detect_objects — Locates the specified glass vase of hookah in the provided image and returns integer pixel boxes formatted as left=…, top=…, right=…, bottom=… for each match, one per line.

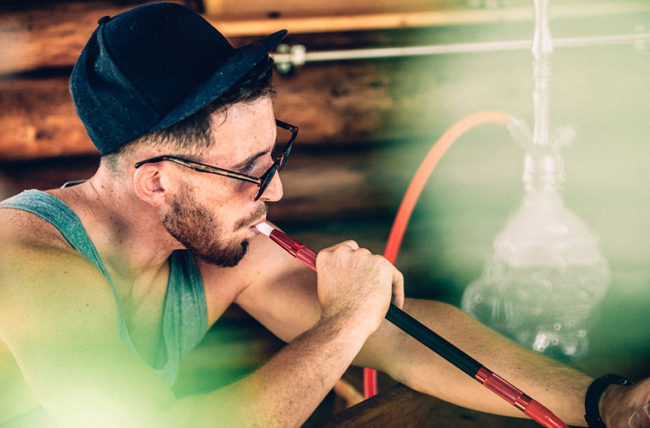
left=462, top=122, right=610, bottom=360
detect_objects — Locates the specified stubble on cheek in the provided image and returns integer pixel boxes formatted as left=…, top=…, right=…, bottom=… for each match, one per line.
left=162, top=190, right=250, bottom=267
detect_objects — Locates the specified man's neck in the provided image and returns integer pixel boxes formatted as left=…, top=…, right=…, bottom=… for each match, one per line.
left=48, top=168, right=180, bottom=283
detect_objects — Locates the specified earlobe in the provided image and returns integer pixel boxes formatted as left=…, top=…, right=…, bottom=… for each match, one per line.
left=133, top=165, right=167, bottom=207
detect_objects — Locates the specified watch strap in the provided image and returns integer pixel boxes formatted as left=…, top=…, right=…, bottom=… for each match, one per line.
left=585, top=374, right=633, bottom=427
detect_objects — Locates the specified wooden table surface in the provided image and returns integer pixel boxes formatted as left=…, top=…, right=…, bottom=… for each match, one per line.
left=314, top=383, right=542, bottom=428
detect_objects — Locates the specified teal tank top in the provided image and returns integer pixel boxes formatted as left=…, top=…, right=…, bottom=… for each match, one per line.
left=0, top=190, right=208, bottom=385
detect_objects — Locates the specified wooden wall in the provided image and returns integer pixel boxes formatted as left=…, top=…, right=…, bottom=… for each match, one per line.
left=2, top=0, right=649, bottom=159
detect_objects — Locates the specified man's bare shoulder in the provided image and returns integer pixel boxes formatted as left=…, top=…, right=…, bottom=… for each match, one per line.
left=0, top=205, right=75, bottom=254
left=0, top=207, right=113, bottom=316
left=0, top=213, right=118, bottom=344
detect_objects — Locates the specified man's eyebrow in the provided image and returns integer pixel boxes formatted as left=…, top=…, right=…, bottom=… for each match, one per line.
left=231, top=149, right=269, bottom=171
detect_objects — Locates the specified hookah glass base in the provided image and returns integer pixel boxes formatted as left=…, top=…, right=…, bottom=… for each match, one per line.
left=462, top=190, right=610, bottom=360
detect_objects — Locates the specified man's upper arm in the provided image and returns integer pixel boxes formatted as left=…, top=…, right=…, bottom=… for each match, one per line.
left=0, top=244, right=175, bottom=427
left=232, top=235, right=323, bottom=343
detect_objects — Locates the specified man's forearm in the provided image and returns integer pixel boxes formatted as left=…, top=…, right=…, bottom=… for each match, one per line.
left=361, top=299, right=591, bottom=426
left=165, top=313, right=372, bottom=427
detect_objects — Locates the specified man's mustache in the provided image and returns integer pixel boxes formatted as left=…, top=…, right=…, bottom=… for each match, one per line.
left=236, top=204, right=267, bottom=229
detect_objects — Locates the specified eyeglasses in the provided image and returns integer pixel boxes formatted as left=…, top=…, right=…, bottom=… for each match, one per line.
left=134, top=119, right=297, bottom=200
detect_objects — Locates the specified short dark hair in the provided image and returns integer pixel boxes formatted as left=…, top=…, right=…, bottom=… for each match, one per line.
left=103, top=56, right=276, bottom=167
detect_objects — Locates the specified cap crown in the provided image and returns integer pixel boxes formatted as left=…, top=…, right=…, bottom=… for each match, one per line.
left=70, top=3, right=284, bottom=155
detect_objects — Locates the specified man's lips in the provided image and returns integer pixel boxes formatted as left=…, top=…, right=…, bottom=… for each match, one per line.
left=249, top=217, right=267, bottom=234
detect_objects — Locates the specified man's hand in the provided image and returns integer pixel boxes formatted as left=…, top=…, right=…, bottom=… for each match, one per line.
left=602, top=377, right=650, bottom=427
left=316, top=240, right=404, bottom=334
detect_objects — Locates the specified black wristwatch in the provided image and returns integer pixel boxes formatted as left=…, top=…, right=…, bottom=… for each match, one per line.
left=584, top=374, right=634, bottom=427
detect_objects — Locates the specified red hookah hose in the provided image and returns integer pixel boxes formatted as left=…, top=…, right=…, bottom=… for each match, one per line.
left=263, top=226, right=567, bottom=428
left=364, top=110, right=514, bottom=398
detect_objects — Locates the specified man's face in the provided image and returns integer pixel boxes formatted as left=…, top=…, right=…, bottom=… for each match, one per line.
left=162, top=97, right=283, bottom=266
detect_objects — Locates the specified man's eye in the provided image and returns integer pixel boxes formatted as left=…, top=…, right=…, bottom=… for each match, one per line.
left=240, top=163, right=256, bottom=174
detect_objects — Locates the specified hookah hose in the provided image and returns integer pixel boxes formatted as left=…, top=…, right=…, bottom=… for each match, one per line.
left=371, top=110, right=515, bottom=396
left=256, top=221, right=567, bottom=428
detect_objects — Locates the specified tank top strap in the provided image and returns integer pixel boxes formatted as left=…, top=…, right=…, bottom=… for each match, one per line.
left=155, top=250, right=208, bottom=384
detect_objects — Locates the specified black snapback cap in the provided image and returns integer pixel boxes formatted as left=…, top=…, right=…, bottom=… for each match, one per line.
left=70, top=2, right=286, bottom=155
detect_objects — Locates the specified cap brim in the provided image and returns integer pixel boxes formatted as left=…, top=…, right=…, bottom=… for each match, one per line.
left=150, top=29, right=287, bottom=132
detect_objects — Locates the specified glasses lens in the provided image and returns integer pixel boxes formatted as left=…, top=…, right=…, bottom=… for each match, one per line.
left=255, top=163, right=278, bottom=200
left=273, top=124, right=294, bottom=170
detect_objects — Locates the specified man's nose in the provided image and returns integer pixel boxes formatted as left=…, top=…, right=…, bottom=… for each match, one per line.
left=259, top=169, right=283, bottom=202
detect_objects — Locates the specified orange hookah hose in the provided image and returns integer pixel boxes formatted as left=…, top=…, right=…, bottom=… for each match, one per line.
left=364, top=110, right=514, bottom=398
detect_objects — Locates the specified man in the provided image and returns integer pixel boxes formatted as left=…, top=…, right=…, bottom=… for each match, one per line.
left=0, top=3, right=647, bottom=427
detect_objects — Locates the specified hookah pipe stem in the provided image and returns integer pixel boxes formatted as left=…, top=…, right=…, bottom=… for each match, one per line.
left=256, top=223, right=567, bottom=428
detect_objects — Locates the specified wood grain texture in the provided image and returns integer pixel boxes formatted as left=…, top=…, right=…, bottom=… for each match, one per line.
left=0, top=60, right=444, bottom=159
left=0, top=1, right=149, bottom=75
left=313, top=383, right=539, bottom=428
left=0, top=77, right=93, bottom=159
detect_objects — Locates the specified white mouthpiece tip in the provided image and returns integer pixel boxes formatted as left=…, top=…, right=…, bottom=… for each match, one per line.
left=255, top=222, right=274, bottom=236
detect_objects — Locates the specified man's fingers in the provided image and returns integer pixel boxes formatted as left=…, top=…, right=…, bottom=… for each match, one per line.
left=340, top=240, right=359, bottom=250
left=391, top=268, right=405, bottom=309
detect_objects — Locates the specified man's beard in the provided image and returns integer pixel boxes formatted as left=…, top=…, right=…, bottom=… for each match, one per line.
left=162, top=187, right=264, bottom=267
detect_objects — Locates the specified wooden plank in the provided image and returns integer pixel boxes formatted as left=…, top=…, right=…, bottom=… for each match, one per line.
left=0, top=1, right=153, bottom=75
left=205, top=0, right=650, bottom=36
left=314, top=383, right=539, bottom=427
left=0, top=59, right=446, bottom=160
left=0, top=147, right=402, bottom=222
left=208, top=10, right=537, bottom=37
left=202, top=0, right=457, bottom=17
left=202, top=0, right=650, bottom=20
left=0, top=77, right=94, bottom=159
left=208, top=3, right=650, bottom=37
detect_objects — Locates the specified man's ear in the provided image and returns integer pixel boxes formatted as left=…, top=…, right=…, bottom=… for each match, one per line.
left=133, top=164, right=168, bottom=207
